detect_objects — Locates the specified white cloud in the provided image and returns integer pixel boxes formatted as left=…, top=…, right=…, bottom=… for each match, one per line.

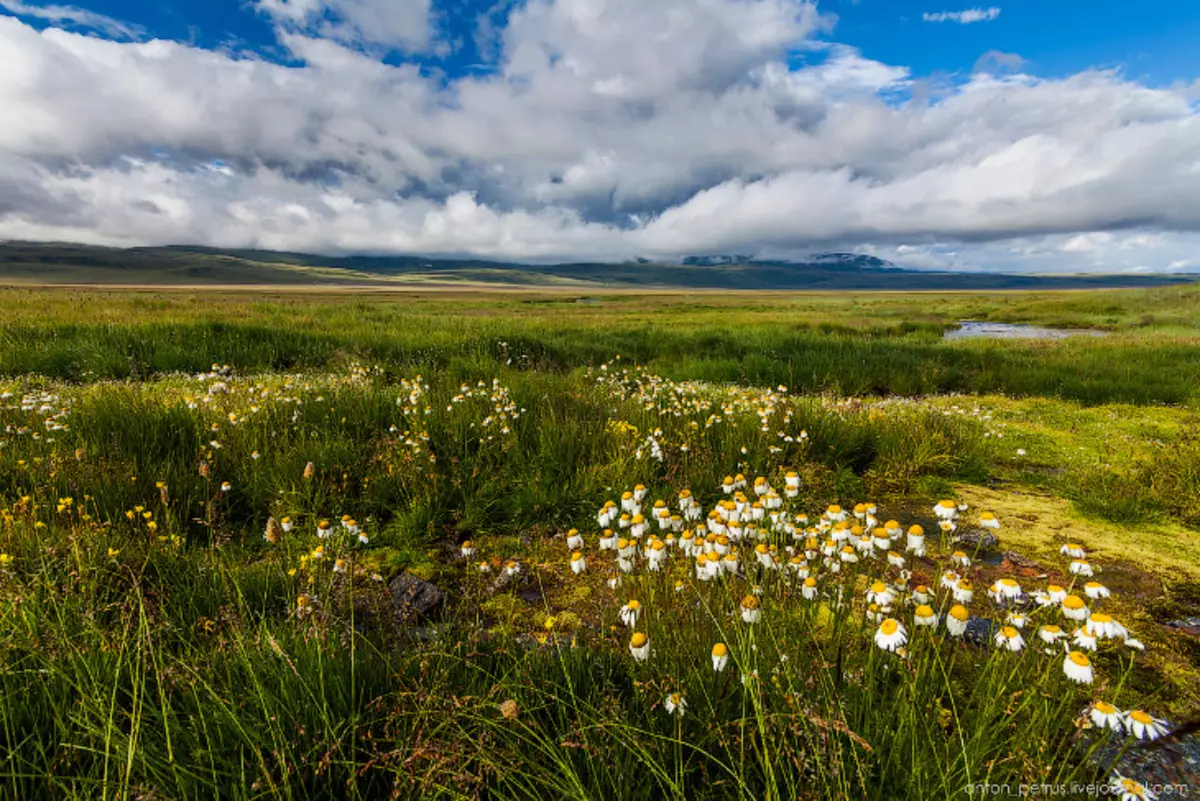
left=0, top=0, right=142, bottom=39
left=923, top=7, right=1001, bottom=24
left=252, top=0, right=433, bottom=51
left=0, top=5, right=1199, bottom=272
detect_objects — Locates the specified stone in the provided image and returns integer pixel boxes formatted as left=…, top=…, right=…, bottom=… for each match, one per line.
left=388, top=572, right=444, bottom=625
left=957, top=529, right=1000, bottom=552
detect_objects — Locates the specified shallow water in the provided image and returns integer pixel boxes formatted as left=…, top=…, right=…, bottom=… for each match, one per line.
left=944, top=321, right=1109, bottom=340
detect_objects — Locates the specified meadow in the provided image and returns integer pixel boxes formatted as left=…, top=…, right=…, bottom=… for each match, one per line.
left=1, top=284, right=1198, bottom=800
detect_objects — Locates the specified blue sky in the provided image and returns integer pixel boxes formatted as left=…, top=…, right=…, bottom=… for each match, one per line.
left=1, top=0, right=1199, bottom=271
left=11, top=0, right=1200, bottom=84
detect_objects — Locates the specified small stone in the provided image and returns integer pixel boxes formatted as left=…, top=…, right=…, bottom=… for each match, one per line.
left=388, top=572, right=444, bottom=625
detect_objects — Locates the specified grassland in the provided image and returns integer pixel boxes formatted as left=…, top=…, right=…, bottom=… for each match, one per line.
left=1, top=283, right=1198, bottom=800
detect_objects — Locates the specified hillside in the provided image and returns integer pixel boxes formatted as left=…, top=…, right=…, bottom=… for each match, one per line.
left=0, top=241, right=1193, bottom=290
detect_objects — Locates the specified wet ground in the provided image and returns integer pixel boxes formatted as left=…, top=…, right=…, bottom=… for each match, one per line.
left=944, top=321, right=1110, bottom=340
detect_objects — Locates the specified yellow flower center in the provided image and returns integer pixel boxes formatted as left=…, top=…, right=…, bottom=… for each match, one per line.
left=1068, top=652, right=1090, bottom=667
left=1000, top=579, right=1018, bottom=588
left=627, top=600, right=639, bottom=610
left=915, top=605, right=934, bottom=617
left=1094, top=701, right=1116, bottom=714
left=879, top=619, right=899, bottom=636
left=1090, top=613, right=1112, bottom=624
left=1063, top=595, right=1085, bottom=609
left=909, top=525, right=924, bottom=536
left=1129, top=710, right=1152, bottom=724
left=1042, top=625, right=1061, bottom=634
left=949, top=604, right=970, bottom=621
left=871, top=582, right=887, bottom=594
left=1001, top=626, right=1019, bottom=639
left=742, top=596, right=760, bottom=610
left=804, top=577, right=817, bottom=587
left=712, top=643, right=728, bottom=656
left=630, top=633, right=647, bottom=648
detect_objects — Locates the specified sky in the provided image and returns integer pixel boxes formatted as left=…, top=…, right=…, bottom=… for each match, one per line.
left=1, top=0, right=1199, bottom=273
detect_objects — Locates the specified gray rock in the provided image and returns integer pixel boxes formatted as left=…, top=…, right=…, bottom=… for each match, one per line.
left=963, top=616, right=996, bottom=648
left=388, top=572, right=444, bottom=625
left=957, top=529, right=1000, bottom=553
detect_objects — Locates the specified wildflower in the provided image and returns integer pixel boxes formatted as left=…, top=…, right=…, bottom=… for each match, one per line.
left=989, top=578, right=1022, bottom=602
left=838, top=545, right=858, bottom=564
left=619, top=599, right=640, bottom=627
left=316, top=519, right=333, bottom=539
left=333, top=558, right=347, bottom=574
left=912, top=585, right=931, bottom=605
left=1111, top=774, right=1157, bottom=800
left=1125, top=710, right=1169, bottom=741
left=1090, top=701, right=1124, bottom=733
left=500, top=699, right=520, bottom=720
left=1086, top=613, right=1128, bottom=640
left=887, top=551, right=905, bottom=568
left=1069, top=560, right=1095, bottom=577
left=933, top=500, right=958, bottom=520
left=0, top=553, right=12, bottom=568
left=251, top=450, right=260, bottom=460
left=979, top=512, right=1000, bottom=530
left=1006, top=612, right=1028, bottom=629
left=570, top=551, right=587, bottom=574
left=741, top=595, right=761, bottom=624
left=995, top=626, right=1025, bottom=652
left=875, top=618, right=908, bottom=652
left=1038, top=624, right=1066, bottom=644
left=1060, top=543, right=1086, bottom=559
left=1063, top=651, right=1094, bottom=684
left=951, top=550, right=971, bottom=568
left=1125, top=638, right=1145, bottom=651
left=479, top=561, right=491, bottom=573
left=802, top=577, right=818, bottom=600
left=296, top=594, right=313, bottom=613
left=953, top=579, right=974, bottom=604
left=1084, top=581, right=1111, bottom=600
left=1047, top=584, right=1067, bottom=603
left=711, top=643, right=729, bottom=672
left=1062, top=594, right=1090, bottom=621
left=504, top=560, right=521, bottom=577
left=1073, top=627, right=1098, bottom=651
left=825, top=504, right=846, bottom=522
left=914, top=604, right=937, bottom=627
left=664, top=693, right=686, bottom=717
left=946, top=604, right=970, bottom=637
left=866, top=581, right=895, bottom=607
left=461, top=541, right=476, bottom=559
left=220, top=481, right=232, bottom=492
left=905, top=525, right=926, bottom=556
left=107, top=547, right=120, bottom=559
left=629, top=632, right=650, bottom=662
left=280, top=517, right=294, bottom=532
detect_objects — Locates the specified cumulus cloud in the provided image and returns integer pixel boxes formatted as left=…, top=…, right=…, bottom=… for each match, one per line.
left=0, top=2, right=1198, bottom=272
left=923, top=7, right=1001, bottom=24
left=252, top=0, right=433, bottom=51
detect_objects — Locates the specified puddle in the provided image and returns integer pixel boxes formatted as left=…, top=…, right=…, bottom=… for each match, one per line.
left=944, top=321, right=1109, bottom=341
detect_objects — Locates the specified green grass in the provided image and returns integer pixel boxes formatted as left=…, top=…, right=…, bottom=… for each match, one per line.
left=1, top=285, right=1198, bottom=800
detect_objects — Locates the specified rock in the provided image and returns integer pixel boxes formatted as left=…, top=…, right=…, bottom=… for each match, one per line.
left=388, top=572, right=444, bottom=625
left=963, top=616, right=996, bottom=648
left=1167, top=618, right=1200, bottom=637
left=957, top=529, right=1000, bottom=552
left=1000, top=551, right=1045, bottom=578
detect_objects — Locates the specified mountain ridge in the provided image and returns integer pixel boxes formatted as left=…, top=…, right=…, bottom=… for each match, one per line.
left=0, top=241, right=1193, bottom=291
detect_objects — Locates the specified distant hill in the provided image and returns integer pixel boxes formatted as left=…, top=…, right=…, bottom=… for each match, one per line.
left=0, top=241, right=1193, bottom=291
